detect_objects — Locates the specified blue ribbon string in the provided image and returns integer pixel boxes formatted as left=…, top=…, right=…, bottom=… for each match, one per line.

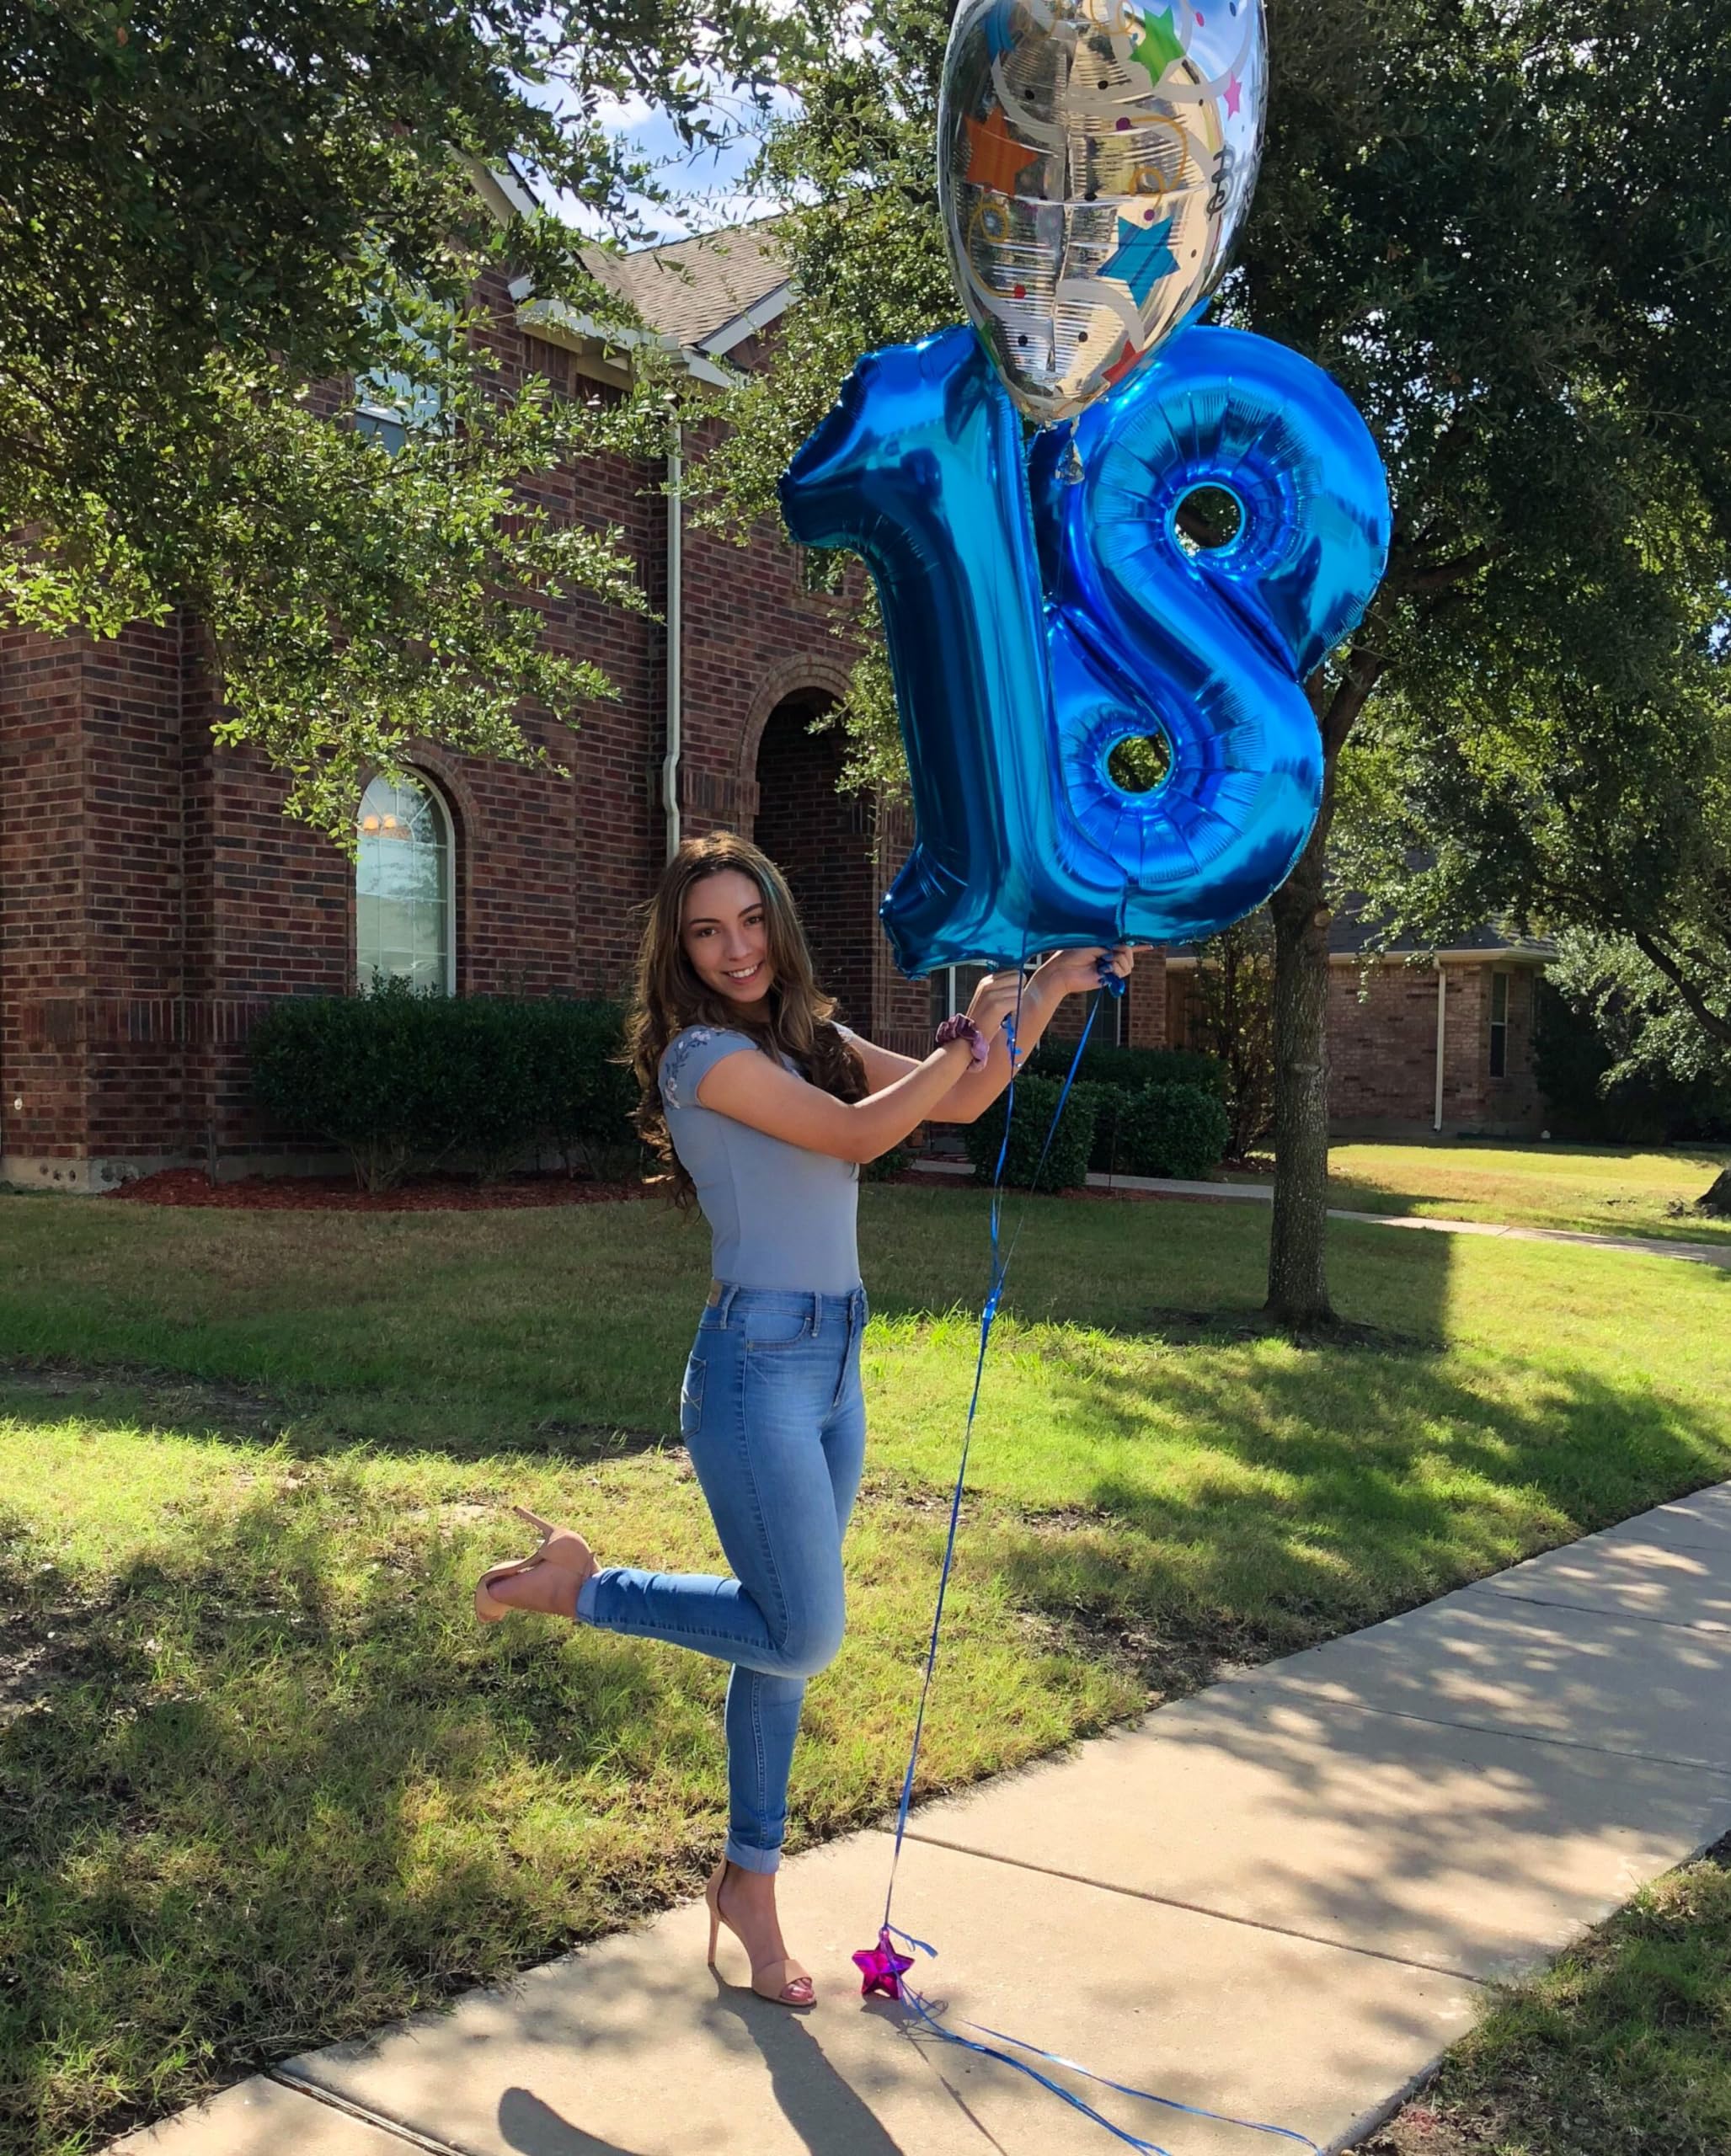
left=875, top=960, right=1318, bottom=2156
left=886, top=1929, right=1318, bottom=2156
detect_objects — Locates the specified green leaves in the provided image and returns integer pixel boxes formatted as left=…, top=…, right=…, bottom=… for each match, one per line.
left=694, top=0, right=1731, bottom=999
left=0, top=0, right=776, bottom=836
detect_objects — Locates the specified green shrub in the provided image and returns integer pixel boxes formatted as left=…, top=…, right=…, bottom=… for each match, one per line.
left=248, top=987, right=638, bottom=1191
left=1024, top=1037, right=1227, bottom=1099
left=441, top=995, right=547, bottom=1180
left=248, top=979, right=451, bottom=1191
left=1066, top=1080, right=1131, bottom=1173
left=1114, top=1083, right=1232, bottom=1181
left=963, top=1075, right=1098, bottom=1192
left=528, top=999, right=638, bottom=1178
left=1535, top=983, right=1731, bottom=1144
left=1062, top=1078, right=1231, bottom=1176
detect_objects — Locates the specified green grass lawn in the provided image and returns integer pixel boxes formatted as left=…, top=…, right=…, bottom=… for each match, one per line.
left=1223, top=1139, right=1731, bottom=1246
left=1349, top=1832, right=1731, bottom=2156
left=2, top=1184, right=1728, bottom=2153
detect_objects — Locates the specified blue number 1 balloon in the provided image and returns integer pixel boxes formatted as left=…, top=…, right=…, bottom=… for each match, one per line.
left=779, top=319, right=1391, bottom=975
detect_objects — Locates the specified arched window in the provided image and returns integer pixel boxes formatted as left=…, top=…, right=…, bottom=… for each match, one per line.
left=355, top=772, right=454, bottom=994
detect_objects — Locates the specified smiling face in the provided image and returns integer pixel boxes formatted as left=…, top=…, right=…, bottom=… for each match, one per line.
left=681, top=868, right=774, bottom=1009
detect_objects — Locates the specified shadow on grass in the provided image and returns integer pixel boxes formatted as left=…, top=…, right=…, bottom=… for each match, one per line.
left=0, top=1491, right=723, bottom=2156
left=6, top=1202, right=1730, bottom=2153
left=857, top=1180, right=1463, bottom=1346
left=0, top=1359, right=673, bottom=1468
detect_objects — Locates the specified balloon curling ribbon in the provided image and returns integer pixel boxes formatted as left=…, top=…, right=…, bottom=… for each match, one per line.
left=857, top=955, right=1317, bottom=2155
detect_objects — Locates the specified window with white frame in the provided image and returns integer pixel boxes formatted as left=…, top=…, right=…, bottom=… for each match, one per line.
left=355, top=773, right=455, bottom=993
left=355, top=362, right=444, bottom=452
left=929, top=963, right=992, bottom=1026
left=354, top=294, right=450, bottom=452
left=1488, top=969, right=1509, bottom=1078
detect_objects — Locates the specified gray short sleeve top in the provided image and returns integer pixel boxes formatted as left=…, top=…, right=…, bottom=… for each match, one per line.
left=659, top=1024, right=862, bottom=1294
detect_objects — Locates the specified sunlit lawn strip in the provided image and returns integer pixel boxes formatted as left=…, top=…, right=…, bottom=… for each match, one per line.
left=1301, top=1139, right=1731, bottom=1246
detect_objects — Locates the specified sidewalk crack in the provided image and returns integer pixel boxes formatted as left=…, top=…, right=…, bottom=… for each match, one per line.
left=898, top=1834, right=1488, bottom=1985
left=1467, top=1580, right=1730, bottom=1636
left=268, top=2068, right=480, bottom=2156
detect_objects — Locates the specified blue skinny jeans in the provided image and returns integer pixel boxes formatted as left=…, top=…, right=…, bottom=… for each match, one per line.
left=576, top=1282, right=868, bottom=1873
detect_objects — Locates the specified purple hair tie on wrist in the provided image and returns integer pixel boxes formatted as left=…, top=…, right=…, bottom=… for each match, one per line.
left=935, top=1014, right=991, bottom=1067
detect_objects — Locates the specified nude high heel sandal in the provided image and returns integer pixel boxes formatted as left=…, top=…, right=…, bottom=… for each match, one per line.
left=704, top=1858, right=815, bottom=2009
left=473, top=1505, right=596, bottom=1623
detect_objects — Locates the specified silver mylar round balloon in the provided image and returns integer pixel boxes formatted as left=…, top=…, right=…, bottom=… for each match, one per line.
left=938, top=0, right=1268, bottom=427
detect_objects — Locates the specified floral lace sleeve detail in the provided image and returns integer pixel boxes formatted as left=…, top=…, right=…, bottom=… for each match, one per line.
left=660, top=1026, right=755, bottom=1110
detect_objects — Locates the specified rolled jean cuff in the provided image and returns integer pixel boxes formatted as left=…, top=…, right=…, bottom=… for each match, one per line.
left=724, top=1836, right=782, bottom=1876
left=574, top=1569, right=602, bottom=1624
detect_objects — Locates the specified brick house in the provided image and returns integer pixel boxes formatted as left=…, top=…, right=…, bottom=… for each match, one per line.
left=0, top=210, right=1545, bottom=1190
left=0, top=217, right=1164, bottom=1193
left=1166, top=911, right=1554, bottom=1139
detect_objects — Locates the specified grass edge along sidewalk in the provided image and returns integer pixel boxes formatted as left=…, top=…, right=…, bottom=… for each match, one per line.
left=1346, top=1828, right=1731, bottom=2156
left=2, top=1187, right=1729, bottom=2153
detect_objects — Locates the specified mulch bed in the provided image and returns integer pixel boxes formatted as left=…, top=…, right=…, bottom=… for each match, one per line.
left=105, top=1167, right=649, bottom=1212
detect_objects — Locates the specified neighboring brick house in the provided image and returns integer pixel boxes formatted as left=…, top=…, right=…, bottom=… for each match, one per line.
left=1166, top=911, right=1553, bottom=1139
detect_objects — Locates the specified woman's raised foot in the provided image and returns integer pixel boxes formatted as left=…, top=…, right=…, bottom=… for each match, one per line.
left=473, top=1506, right=596, bottom=1622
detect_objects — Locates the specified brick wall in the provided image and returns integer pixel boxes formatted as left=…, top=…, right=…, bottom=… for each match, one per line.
left=1165, top=955, right=1547, bottom=1139
left=1, top=627, right=94, bottom=1180
left=0, top=282, right=947, bottom=1186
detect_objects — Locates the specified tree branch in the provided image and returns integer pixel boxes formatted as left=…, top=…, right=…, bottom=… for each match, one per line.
left=1316, top=589, right=1396, bottom=761
left=1633, top=931, right=1731, bottom=1046
left=1400, top=543, right=1495, bottom=596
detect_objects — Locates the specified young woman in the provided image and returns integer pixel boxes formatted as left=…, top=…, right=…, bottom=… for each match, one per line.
left=474, top=832, right=1132, bottom=2009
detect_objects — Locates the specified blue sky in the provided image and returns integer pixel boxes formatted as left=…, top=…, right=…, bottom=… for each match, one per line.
left=551, top=88, right=799, bottom=243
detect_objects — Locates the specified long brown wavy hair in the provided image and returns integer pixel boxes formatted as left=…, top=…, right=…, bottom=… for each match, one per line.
left=625, top=831, right=867, bottom=1207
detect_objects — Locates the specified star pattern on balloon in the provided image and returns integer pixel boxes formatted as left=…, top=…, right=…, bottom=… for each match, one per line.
left=1100, top=213, right=1179, bottom=307
left=964, top=104, right=1042, bottom=195
left=1224, top=72, right=1243, bottom=118
left=852, top=1929, right=916, bottom=2000
left=1131, top=5, right=1186, bottom=80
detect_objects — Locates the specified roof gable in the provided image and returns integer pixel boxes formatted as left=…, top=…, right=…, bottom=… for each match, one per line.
left=580, top=219, right=791, bottom=353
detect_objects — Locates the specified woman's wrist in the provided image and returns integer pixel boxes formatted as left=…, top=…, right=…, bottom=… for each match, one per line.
left=934, top=1013, right=992, bottom=1068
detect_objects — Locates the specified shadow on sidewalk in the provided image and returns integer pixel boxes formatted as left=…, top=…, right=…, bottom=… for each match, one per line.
left=494, top=1977, right=912, bottom=2156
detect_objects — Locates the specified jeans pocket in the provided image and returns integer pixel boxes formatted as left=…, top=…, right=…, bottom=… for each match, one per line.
left=742, top=1310, right=809, bottom=1352
left=679, top=1354, right=706, bottom=1438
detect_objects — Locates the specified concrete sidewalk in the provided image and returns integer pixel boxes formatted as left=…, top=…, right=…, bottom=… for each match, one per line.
left=115, top=1486, right=1731, bottom=2156
left=910, top=1159, right=1731, bottom=1267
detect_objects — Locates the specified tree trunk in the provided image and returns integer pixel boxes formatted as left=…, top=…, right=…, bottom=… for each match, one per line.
left=1700, top=1168, right=1731, bottom=1218
left=1265, top=806, right=1336, bottom=1327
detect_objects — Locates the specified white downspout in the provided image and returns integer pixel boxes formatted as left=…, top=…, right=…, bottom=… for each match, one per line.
left=1433, top=962, right=1447, bottom=1133
left=661, top=422, right=683, bottom=864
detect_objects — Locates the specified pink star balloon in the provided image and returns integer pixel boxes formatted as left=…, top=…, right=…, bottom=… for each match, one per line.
left=852, top=1929, right=916, bottom=2000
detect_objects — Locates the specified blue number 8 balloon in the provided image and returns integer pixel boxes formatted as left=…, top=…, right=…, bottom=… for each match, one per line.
left=779, top=319, right=1391, bottom=974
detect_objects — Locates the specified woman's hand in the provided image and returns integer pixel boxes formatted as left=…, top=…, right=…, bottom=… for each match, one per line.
left=1033, top=944, right=1136, bottom=999
left=961, top=970, right=1029, bottom=1049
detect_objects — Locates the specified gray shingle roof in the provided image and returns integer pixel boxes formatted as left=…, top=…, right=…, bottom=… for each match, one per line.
left=1322, top=889, right=1555, bottom=960
left=581, top=219, right=789, bottom=349
left=1166, top=898, right=1555, bottom=963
